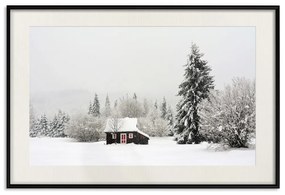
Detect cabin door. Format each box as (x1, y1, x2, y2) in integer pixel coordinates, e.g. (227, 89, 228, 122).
(120, 133, 127, 144)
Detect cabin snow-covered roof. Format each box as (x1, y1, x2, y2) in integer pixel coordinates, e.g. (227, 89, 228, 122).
(104, 117, 149, 138)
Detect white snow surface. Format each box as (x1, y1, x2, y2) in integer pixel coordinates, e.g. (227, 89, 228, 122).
(104, 117, 149, 138)
(30, 137, 255, 166)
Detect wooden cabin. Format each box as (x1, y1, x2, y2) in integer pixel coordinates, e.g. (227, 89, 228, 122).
(104, 118, 149, 145)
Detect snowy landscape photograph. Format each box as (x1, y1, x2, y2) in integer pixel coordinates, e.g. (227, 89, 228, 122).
(29, 27, 256, 166)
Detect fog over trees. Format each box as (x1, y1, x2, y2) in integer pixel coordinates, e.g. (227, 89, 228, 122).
(30, 27, 255, 118)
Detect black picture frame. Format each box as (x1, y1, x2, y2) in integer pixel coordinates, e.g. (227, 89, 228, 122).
(6, 5, 280, 189)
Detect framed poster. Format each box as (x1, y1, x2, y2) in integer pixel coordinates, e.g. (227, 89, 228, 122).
(7, 5, 280, 188)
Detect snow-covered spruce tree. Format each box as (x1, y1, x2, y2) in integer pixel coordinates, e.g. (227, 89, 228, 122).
(148, 105, 160, 126)
(133, 93, 137, 101)
(54, 110, 70, 137)
(175, 43, 214, 144)
(88, 101, 92, 115)
(29, 104, 40, 137)
(160, 97, 167, 119)
(173, 99, 183, 141)
(49, 114, 59, 137)
(39, 114, 50, 136)
(92, 93, 100, 117)
(166, 106, 174, 136)
(199, 78, 255, 148)
(29, 105, 35, 130)
(142, 98, 150, 117)
(104, 95, 111, 117)
(114, 100, 118, 110)
(32, 119, 42, 137)
(154, 100, 158, 110)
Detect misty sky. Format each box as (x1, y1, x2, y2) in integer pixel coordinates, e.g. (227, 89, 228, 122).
(30, 27, 255, 116)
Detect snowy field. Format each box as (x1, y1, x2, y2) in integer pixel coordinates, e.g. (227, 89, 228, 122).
(30, 137, 255, 166)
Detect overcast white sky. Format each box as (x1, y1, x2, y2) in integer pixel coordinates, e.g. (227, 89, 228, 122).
(30, 27, 255, 115)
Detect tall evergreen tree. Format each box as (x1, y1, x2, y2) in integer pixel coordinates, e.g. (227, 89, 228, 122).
(32, 118, 41, 137)
(104, 94, 111, 117)
(92, 93, 100, 117)
(39, 114, 49, 136)
(56, 110, 70, 137)
(154, 100, 158, 110)
(114, 100, 118, 109)
(133, 93, 137, 101)
(166, 106, 174, 136)
(160, 97, 167, 119)
(50, 114, 59, 136)
(29, 104, 35, 130)
(29, 105, 41, 137)
(175, 43, 214, 144)
(143, 98, 150, 117)
(88, 101, 92, 115)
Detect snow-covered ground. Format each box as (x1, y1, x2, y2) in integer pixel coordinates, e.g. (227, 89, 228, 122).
(30, 137, 255, 166)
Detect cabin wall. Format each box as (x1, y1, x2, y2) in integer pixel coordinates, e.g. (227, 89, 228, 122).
(106, 133, 114, 144)
(106, 132, 149, 145)
(136, 133, 149, 144)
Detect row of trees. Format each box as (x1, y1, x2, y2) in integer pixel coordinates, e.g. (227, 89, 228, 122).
(87, 93, 170, 119)
(29, 108, 70, 137)
(66, 96, 173, 142)
(29, 94, 174, 141)
(86, 93, 175, 138)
